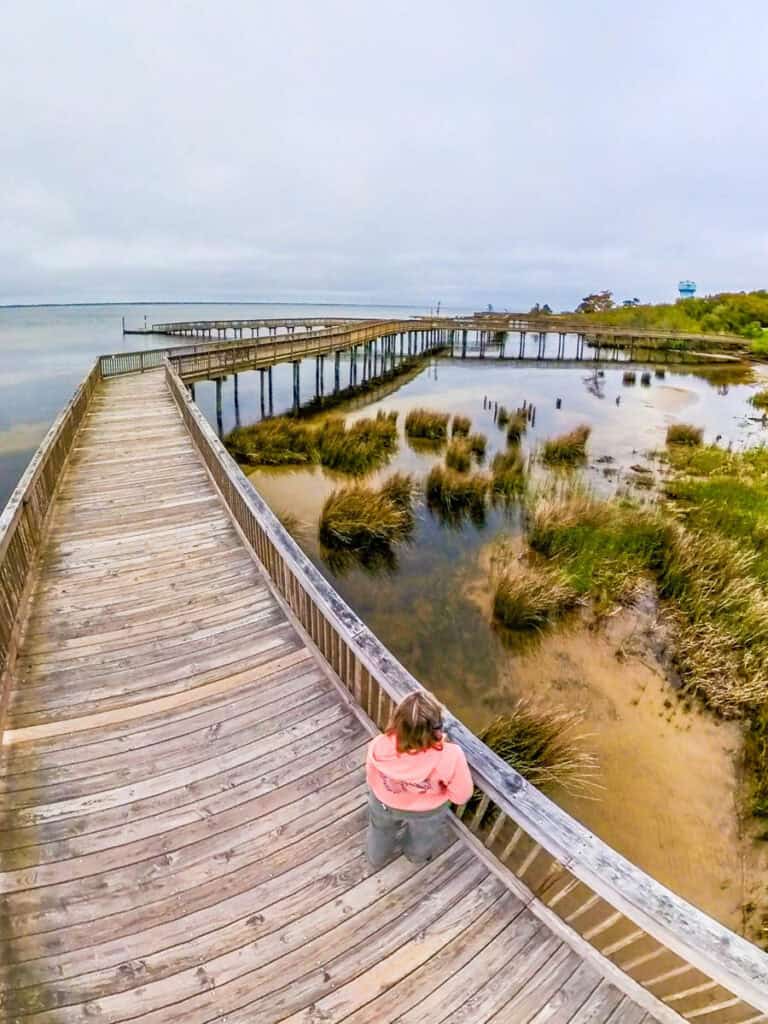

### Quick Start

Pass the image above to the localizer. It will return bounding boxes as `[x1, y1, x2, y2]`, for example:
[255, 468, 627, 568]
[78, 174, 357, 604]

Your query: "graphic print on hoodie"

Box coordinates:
[366, 732, 474, 812]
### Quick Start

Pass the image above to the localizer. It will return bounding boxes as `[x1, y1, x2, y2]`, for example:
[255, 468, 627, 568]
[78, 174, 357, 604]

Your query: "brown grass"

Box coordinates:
[478, 701, 599, 795]
[541, 425, 591, 465]
[666, 423, 703, 446]
[493, 565, 579, 631]
[405, 408, 450, 440]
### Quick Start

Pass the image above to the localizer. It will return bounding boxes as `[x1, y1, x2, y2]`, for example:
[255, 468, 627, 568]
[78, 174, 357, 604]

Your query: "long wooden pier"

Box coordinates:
[1, 355, 767, 1022]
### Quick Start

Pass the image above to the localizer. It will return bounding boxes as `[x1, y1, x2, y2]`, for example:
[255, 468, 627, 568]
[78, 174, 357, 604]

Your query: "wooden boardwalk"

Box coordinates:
[1, 373, 669, 1022]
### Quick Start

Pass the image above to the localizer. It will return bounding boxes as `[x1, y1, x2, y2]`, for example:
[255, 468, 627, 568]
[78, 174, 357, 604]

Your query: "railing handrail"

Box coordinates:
[163, 355, 768, 1013]
[0, 359, 102, 695]
[102, 319, 441, 379]
[457, 315, 748, 346]
[150, 316, 372, 331]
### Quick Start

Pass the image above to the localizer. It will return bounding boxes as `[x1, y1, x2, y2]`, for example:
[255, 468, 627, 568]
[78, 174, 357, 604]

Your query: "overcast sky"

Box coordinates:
[1, 1, 766, 310]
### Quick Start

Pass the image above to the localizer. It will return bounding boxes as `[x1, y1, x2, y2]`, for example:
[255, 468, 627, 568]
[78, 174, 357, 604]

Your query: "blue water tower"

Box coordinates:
[678, 280, 697, 299]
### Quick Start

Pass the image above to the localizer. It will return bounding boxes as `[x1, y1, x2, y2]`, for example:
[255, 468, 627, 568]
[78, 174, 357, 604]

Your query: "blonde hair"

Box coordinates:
[387, 691, 444, 754]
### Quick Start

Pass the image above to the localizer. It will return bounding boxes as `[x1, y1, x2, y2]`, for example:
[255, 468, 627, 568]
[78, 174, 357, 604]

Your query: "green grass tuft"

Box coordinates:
[541, 425, 591, 465]
[497, 406, 510, 426]
[467, 433, 487, 459]
[666, 423, 703, 446]
[451, 414, 471, 436]
[491, 448, 526, 497]
[749, 388, 768, 411]
[478, 702, 599, 795]
[405, 408, 450, 440]
[316, 410, 397, 475]
[319, 476, 415, 550]
[506, 411, 528, 444]
[493, 566, 578, 631]
[226, 418, 317, 466]
[426, 465, 488, 524]
[445, 440, 472, 472]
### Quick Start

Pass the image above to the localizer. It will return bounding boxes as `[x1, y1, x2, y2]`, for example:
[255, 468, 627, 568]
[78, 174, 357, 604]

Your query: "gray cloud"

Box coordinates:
[1, 0, 766, 309]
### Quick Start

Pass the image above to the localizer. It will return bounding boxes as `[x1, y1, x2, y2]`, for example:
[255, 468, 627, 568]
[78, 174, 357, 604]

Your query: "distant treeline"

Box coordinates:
[563, 290, 768, 352]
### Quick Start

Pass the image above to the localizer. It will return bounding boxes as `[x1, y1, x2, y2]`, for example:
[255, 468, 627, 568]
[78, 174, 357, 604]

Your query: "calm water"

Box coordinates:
[218, 357, 766, 725]
[0, 301, 436, 509]
[211, 356, 768, 927]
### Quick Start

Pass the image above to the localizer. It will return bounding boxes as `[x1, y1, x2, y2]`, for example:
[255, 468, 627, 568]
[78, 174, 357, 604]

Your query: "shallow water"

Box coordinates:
[225, 355, 768, 931]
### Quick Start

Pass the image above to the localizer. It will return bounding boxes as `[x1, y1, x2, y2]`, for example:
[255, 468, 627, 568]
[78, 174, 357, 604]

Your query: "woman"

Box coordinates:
[365, 691, 473, 867]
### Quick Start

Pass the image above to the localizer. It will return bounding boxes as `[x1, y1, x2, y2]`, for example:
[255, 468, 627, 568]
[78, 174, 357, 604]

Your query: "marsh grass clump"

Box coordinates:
[477, 701, 599, 796]
[493, 566, 578, 631]
[379, 471, 416, 513]
[655, 527, 768, 715]
[622, 371, 637, 385]
[497, 406, 510, 426]
[641, 371, 652, 386]
[467, 433, 487, 459]
[491, 448, 526, 497]
[319, 475, 415, 551]
[426, 465, 488, 523]
[225, 418, 317, 466]
[405, 408, 450, 441]
[541, 425, 591, 466]
[506, 411, 528, 444]
[317, 410, 398, 475]
[528, 492, 667, 606]
[749, 388, 768, 411]
[451, 414, 471, 436]
[666, 423, 703, 446]
[445, 440, 472, 472]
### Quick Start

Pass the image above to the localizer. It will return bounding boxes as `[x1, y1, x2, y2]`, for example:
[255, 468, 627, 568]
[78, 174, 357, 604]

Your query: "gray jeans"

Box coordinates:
[366, 792, 451, 868]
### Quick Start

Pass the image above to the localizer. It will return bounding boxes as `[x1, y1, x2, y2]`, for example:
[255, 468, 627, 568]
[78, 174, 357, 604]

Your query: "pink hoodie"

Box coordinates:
[366, 732, 474, 812]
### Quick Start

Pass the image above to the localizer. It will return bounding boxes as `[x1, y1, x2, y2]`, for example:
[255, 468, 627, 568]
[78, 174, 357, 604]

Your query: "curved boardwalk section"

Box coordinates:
[0, 373, 664, 1022]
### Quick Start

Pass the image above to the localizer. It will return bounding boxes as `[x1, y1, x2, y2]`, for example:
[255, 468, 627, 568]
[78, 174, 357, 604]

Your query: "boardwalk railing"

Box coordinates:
[168, 318, 445, 381]
[165, 357, 768, 1022]
[0, 359, 102, 720]
[101, 319, 441, 380]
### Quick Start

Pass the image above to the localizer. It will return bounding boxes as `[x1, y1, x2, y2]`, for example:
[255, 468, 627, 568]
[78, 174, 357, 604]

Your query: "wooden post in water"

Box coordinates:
[259, 369, 266, 420]
[267, 366, 274, 416]
[334, 350, 341, 393]
[215, 377, 223, 437]
[234, 373, 241, 427]
[292, 361, 300, 414]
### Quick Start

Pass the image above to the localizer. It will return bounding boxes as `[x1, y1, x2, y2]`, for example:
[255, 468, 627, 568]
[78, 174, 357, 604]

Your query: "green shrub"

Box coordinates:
[405, 408, 450, 440]
[541, 425, 591, 465]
